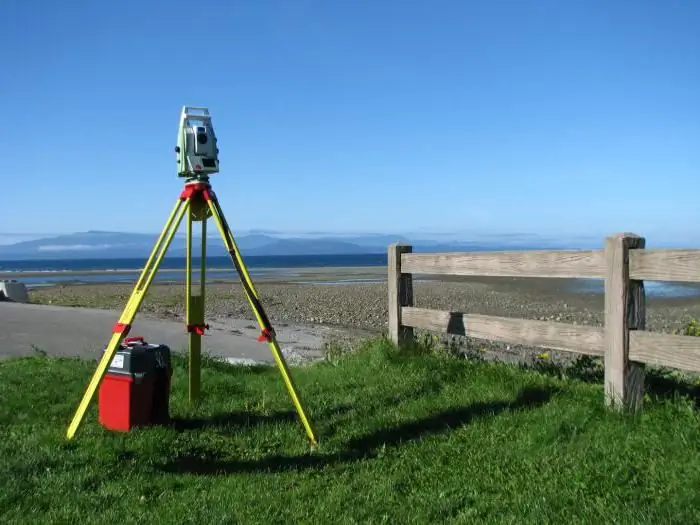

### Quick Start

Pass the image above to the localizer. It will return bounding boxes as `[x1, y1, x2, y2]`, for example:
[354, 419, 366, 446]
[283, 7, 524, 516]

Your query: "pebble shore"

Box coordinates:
[30, 276, 700, 338]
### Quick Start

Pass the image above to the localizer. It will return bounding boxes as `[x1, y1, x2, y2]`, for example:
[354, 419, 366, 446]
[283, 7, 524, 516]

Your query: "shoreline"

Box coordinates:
[28, 274, 700, 326]
[0, 265, 387, 280]
[22, 275, 700, 368]
[4, 264, 700, 300]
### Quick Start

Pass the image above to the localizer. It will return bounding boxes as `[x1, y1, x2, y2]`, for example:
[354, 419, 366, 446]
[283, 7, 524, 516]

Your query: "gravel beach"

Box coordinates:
[27, 270, 700, 366]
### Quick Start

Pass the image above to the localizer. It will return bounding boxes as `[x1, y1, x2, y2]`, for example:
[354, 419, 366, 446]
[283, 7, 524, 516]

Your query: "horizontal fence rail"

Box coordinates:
[629, 249, 700, 283]
[401, 250, 606, 279]
[629, 331, 700, 373]
[402, 307, 606, 356]
[388, 233, 700, 412]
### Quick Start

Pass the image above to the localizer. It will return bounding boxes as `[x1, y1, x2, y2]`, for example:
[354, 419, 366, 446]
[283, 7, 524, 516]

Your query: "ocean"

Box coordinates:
[0, 254, 387, 287]
[0, 254, 386, 273]
[1, 254, 699, 298]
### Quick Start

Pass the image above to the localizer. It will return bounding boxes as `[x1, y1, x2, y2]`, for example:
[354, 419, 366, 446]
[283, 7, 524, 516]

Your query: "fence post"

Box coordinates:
[388, 243, 414, 345]
[604, 232, 646, 412]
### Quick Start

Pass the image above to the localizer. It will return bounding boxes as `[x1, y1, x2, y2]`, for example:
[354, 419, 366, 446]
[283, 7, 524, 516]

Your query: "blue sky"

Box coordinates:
[2, 0, 698, 243]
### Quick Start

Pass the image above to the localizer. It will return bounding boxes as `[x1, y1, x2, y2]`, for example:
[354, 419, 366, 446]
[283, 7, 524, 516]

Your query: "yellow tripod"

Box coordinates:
[65, 180, 318, 447]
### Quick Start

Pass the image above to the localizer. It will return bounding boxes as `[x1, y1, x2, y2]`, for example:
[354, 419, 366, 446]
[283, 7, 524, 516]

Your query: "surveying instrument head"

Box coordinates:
[175, 106, 219, 180]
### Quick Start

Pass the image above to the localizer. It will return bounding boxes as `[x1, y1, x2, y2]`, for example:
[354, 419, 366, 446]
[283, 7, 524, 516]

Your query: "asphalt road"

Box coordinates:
[0, 302, 329, 363]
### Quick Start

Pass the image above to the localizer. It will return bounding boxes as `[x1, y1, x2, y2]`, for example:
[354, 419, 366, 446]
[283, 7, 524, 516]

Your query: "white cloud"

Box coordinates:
[37, 244, 117, 251]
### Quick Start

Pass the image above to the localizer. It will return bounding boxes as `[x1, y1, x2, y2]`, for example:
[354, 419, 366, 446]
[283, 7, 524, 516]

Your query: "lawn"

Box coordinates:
[2, 338, 700, 524]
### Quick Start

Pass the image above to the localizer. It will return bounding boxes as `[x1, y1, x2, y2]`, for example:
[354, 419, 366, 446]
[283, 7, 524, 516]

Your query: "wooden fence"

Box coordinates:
[388, 233, 700, 411]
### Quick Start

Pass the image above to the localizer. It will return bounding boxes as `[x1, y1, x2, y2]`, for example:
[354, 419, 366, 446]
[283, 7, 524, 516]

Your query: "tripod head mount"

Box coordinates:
[175, 106, 219, 180]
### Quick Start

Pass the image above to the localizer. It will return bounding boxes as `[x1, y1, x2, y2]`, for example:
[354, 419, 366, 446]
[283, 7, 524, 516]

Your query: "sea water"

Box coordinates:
[1, 254, 698, 298]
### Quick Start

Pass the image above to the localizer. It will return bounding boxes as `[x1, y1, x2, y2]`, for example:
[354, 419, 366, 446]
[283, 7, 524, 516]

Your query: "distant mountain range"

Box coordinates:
[0, 230, 606, 260]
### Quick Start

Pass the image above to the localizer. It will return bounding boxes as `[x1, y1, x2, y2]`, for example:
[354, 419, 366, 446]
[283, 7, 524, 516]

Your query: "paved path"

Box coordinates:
[0, 302, 333, 363]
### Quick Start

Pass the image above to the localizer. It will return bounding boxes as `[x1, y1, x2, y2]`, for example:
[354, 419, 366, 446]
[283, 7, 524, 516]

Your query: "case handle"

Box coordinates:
[123, 336, 146, 345]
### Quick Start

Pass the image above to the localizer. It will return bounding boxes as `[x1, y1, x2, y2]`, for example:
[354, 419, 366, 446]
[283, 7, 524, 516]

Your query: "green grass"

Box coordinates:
[2, 339, 700, 524]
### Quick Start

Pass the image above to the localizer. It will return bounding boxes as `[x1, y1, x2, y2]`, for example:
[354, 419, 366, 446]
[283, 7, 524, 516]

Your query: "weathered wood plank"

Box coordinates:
[630, 331, 700, 372]
[401, 307, 605, 356]
[629, 249, 700, 283]
[388, 244, 414, 345]
[401, 250, 605, 279]
[604, 233, 646, 412]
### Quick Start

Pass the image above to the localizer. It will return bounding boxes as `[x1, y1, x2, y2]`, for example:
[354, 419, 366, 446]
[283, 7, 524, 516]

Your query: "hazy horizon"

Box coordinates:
[1, 227, 698, 250]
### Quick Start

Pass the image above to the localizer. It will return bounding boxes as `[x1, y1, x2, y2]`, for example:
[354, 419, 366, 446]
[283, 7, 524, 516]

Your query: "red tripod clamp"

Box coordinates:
[257, 328, 275, 342]
[186, 324, 210, 336]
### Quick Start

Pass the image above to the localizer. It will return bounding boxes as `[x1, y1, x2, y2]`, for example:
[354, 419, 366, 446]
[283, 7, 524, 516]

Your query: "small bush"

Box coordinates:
[684, 319, 700, 337]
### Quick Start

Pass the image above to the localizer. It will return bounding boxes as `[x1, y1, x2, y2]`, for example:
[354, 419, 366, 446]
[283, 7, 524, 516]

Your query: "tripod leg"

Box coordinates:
[205, 193, 319, 448]
[66, 197, 191, 440]
[186, 202, 207, 402]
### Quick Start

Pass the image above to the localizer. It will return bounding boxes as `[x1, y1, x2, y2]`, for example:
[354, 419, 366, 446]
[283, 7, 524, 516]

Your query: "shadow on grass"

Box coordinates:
[645, 371, 700, 408]
[167, 355, 476, 438]
[156, 385, 558, 476]
[520, 356, 700, 408]
[170, 411, 298, 432]
[169, 403, 356, 434]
